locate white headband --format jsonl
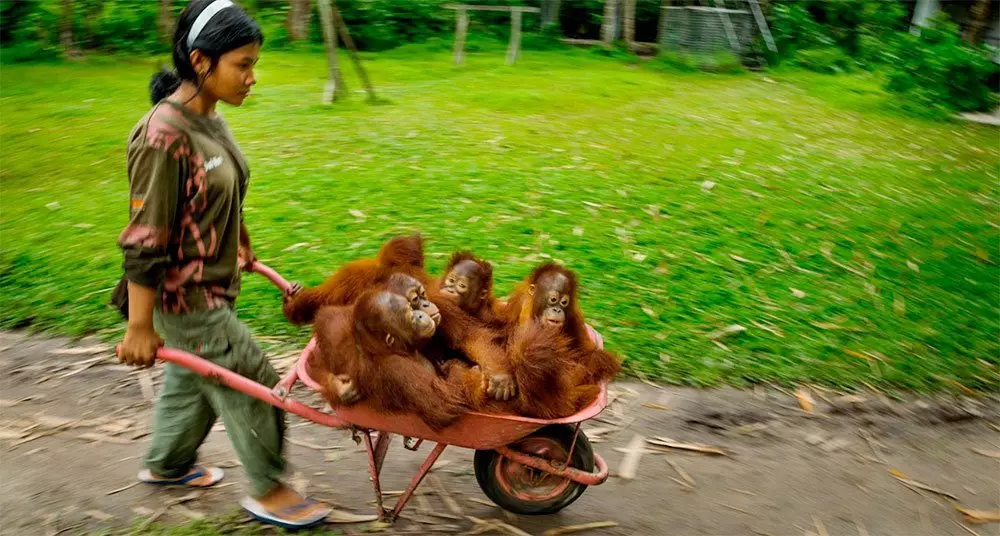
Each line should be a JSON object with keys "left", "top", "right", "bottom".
{"left": 187, "top": 0, "right": 234, "bottom": 49}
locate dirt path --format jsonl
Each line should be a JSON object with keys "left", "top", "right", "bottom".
{"left": 1, "top": 331, "right": 998, "bottom": 536}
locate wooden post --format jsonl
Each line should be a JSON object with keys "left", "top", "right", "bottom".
{"left": 600, "top": 0, "right": 618, "bottom": 45}
{"left": 623, "top": 0, "right": 636, "bottom": 44}
{"left": 713, "top": 0, "right": 741, "bottom": 53}
{"left": 506, "top": 8, "right": 522, "bottom": 65}
{"left": 317, "top": 0, "right": 344, "bottom": 103}
{"left": 332, "top": 4, "right": 377, "bottom": 102}
{"left": 746, "top": 0, "right": 776, "bottom": 53}
{"left": 60, "top": 0, "right": 80, "bottom": 57}
{"left": 453, "top": 7, "right": 469, "bottom": 65}
{"left": 289, "top": 0, "right": 312, "bottom": 42}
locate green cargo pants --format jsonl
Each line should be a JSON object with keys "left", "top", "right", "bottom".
{"left": 144, "top": 307, "right": 285, "bottom": 497}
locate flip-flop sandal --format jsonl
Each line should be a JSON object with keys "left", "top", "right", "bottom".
{"left": 240, "top": 496, "right": 331, "bottom": 530}
{"left": 138, "top": 466, "right": 224, "bottom": 487}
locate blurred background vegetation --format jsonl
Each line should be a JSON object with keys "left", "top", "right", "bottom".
{"left": 1, "top": 1, "right": 997, "bottom": 116}
{"left": 1, "top": 1, "right": 997, "bottom": 391}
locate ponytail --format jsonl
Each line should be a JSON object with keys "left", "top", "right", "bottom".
{"left": 149, "top": 69, "right": 182, "bottom": 104}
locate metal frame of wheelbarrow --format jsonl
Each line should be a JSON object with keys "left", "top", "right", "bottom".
{"left": 140, "top": 262, "right": 610, "bottom": 522}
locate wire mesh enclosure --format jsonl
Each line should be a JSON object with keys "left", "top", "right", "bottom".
{"left": 659, "top": 5, "right": 754, "bottom": 55}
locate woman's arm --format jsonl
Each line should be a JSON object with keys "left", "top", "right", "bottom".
{"left": 117, "top": 141, "right": 182, "bottom": 367}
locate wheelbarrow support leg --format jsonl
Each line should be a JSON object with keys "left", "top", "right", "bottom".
{"left": 362, "top": 430, "right": 387, "bottom": 519}
{"left": 373, "top": 432, "right": 393, "bottom": 477}
{"left": 390, "top": 442, "right": 448, "bottom": 522}
{"left": 564, "top": 422, "right": 582, "bottom": 467}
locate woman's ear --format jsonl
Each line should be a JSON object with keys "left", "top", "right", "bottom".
{"left": 189, "top": 49, "right": 210, "bottom": 78}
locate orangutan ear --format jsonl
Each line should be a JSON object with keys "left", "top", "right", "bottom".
{"left": 385, "top": 333, "right": 395, "bottom": 347}
{"left": 528, "top": 284, "right": 535, "bottom": 296}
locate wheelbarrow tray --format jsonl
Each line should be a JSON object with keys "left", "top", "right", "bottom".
{"left": 293, "top": 340, "right": 610, "bottom": 450}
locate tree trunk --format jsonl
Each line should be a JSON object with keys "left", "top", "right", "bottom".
{"left": 623, "top": 0, "right": 635, "bottom": 44}
{"left": 316, "top": 0, "right": 344, "bottom": 103}
{"left": 159, "top": 0, "right": 173, "bottom": 44}
{"left": 600, "top": 0, "right": 619, "bottom": 44}
{"left": 964, "top": 0, "right": 991, "bottom": 44}
{"left": 60, "top": 0, "right": 79, "bottom": 56}
{"left": 289, "top": 0, "right": 312, "bottom": 42}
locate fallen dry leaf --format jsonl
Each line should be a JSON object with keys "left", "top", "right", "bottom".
{"left": 326, "top": 509, "right": 379, "bottom": 524}
{"left": 956, "top": 507, "right": 1000, "bottom": 524}
{"left": 287, "top": 437, "right": 342, "bottom": 451}
{"left": 35, "top": 415, "right": 76, "bottom": 428}
{"left": 795, "top": 388, "right": 815, "bottom": 414}
{"left": 106, "top": 482, "right": 139, "bottom": 495}
{"left": 730, "top": 254, "right": 754, "bottom": 264}
{"left": 973, "top": 247, "right": 991, "bottom": 263}
{"left": 813, "top": 516, "right": 830, "bottom": 536}
{"left": 641, "top": 403, "right": 671, "bottom": 411}
{"left": 617, "top": 434, "right": 646, "bottom": 480}
{"left": 893, "top": 295, "right": 906, "bottom": 316}
{"left": 348, "top": 209, "right": 366, "bottom": 219}
{"left": 647, "top": 437, "right": 727, "bottom": 456}
{"left": 667, "top": 459, "right": 695, "bottom": 487}
{"left": 907, "top": 260, "right": 920, "bottom": 272}
{"left": 84, "top": 510, "right": 114, "bottom": 522}
{"left": 172, "top": 506, "right": 205, "bottom": 520}
{"left": 77, "top": 433, "right": 134, "bottom": 445}
{"left": 542, "top": 521, "right": 620, "bottom": 536}
{"left": 641, "top": 306, "right": 657, "bottom": 318}
{"left": 429, "top": 475, "right": 464, "bottom": 516}
{"left": 0, "top": 429, "right": 25, "bottom": 440}
{"left": 953, "top": 520, "right": 985, "bottom": 536}
{"left": 138, "top": 369, "right": 156, "bottom": 402}
{"left": 889, "top": 471, "right": 958, "bottom": 500}
{"left": 707, "top": 324, "right": 746, "bottom": 340}
{"left": 790, "top": 288, "right": 806, "bottom": 298}
{"left": 49, "top": 346, "right": 110, "bottom": 355}
{"left": 970, "top": 448, "right": 1000, "bottom": 459}
{"left": 701, "top": 180, "right": 716, "bottom": 191}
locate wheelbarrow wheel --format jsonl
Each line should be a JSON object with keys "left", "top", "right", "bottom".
{"left": 474, "top": 424, "right": 594, "bottom": 515}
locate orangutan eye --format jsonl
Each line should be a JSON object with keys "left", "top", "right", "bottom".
{"left": 548, "top": 296, "right": 558, "bottom": 305}
{"left": 560, "top": 297, "right": 570, "bottom": 307}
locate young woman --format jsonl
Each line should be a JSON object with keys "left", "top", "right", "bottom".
{"left": 116, "top": 0, "right": 330, "bottom": 529}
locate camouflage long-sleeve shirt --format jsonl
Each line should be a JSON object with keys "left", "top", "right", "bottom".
{"left": 118, "top": 100, "right": 250, "bottom": 314}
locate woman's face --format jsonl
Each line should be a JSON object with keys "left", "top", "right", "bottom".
{"left": 194, "top": 42, "right": 261, "bottom": 106}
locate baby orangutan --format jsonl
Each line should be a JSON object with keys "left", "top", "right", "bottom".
{"left": 427, "top": 252, "right": 516, "bottom": 401}
{"left": 308, "top": 285, "right": 466, "bottom": 431}
{"left": 451, "top": 263, "right": 620, "bottom": 419}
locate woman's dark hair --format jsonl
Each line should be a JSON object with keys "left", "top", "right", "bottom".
{"left": 149, "top": 0, "right": 264, "bottom": 104}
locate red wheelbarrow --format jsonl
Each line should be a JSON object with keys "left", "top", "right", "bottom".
{"left": 142, "top": 262, "right": 611, "bottom": 521}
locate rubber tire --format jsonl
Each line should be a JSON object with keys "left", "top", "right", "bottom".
{"left": 473, "top": 424, "right": 595, "bottom": 515}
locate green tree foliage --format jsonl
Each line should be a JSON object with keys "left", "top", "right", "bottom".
{"left": 885, "top": 13, "right": 997, "bottom": 115}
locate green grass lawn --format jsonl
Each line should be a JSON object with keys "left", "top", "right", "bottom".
{"left": 2, "top": 42, "right": 998, "bottom": 391}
